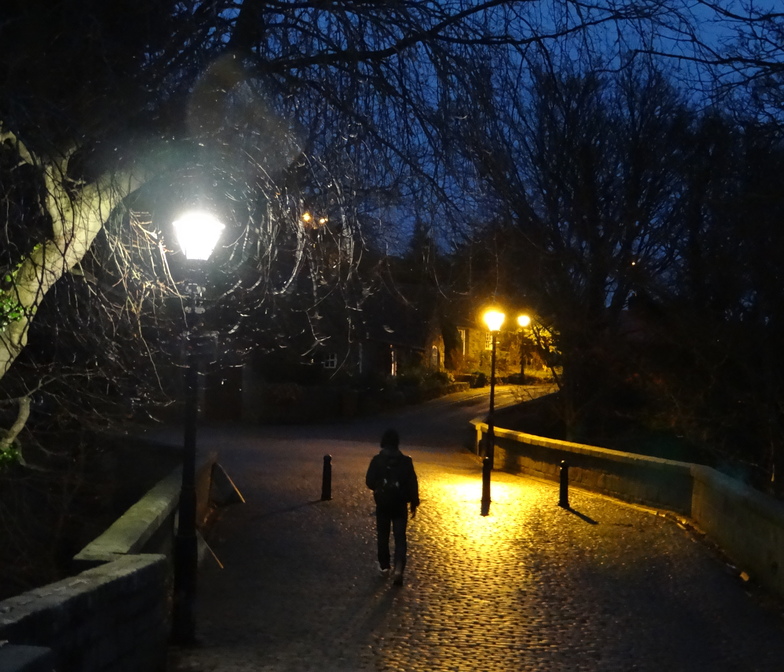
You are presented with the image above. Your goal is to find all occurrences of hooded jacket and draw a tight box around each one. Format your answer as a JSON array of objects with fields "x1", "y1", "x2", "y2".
[{"x1": 365, "y1": 446, "x2": 420, "y2": 513}]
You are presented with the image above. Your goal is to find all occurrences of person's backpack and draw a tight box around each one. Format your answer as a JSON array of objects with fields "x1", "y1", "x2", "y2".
[{"x1": 374, "y1": 460, "x2": 406, "y2": 509}]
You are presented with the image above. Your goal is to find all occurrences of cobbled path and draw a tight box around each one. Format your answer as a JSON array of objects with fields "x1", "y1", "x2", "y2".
[{"x1": 168, "y1": 399, "x2": 784, "y2": 672}]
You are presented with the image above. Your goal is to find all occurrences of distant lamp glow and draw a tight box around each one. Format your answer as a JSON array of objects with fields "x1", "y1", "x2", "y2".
[
  {"x1": 173, "y1": 212, "x2": 224, "y2": 261},
  {"x1": 517, "y1": 314, "x2": 531, "y2": 328},
  {"x1": 301, "y1": 211, "x2": 328, "y2": 229},
  {"x1": 483, "y1": 309, "x2": 505, "y2": 332}
]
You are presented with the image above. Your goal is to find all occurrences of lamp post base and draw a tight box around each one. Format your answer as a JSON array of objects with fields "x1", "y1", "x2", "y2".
[
  {"x1": 171, "y1": 529, "x2": 199, "y2": 645},
  {"x1": 172, "y1": 352, "x2": 199, "y2": 646}
]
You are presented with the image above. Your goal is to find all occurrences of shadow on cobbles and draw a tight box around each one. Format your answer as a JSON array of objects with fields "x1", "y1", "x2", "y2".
[{"x1": 563, "y1": 506, "x2": 599, "y2": 525}]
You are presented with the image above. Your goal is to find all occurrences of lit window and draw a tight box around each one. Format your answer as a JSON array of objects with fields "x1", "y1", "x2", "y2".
[
  {"x1": 323, "y1": 353, "x2": 338, "y2": 369},
  {"x1": 458, "y1": 328, "x2": 466, "y2": 355},
  {"x1": 390, "y1": 346, "x2": 397, "y2": 376}
]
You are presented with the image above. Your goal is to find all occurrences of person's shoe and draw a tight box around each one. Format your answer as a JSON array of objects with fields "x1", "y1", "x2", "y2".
[
  {"x1": 392, "y1": 569, "x2": 404, "y2": 586},
  {"x1": 377, "y1": 563, "x2": 390, "y2": 578}
]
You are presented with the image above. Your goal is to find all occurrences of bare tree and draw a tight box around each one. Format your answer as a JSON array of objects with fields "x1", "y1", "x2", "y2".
[
  {"x1": 629, "y1": 0, "x2": 784, "y2": 118},
  {"x1": 1, "y1": 1, "x2": 674, "y2": 436},
  {"x1": 640, "y1": 114, "x2": 784, "y2": 492},
  {"x1": 438, "y1": 49, "x2": 691, "y2": 436}
]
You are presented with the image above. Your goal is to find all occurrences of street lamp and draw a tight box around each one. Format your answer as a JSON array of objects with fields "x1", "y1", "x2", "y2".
[
  {"x1": 301, "y1": 211, "x2": 328, "y2": 229},
  {"x1": 481, "y1": 308, "x2": 505, "y2": 515},
  {"x1": 171, "y1": 211, "x2": 224, "y2": 645}
]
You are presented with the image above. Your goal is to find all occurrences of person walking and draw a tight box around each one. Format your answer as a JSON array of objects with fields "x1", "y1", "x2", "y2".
[{"x1": 365, "y1": 428, "x2": 419, "y2": 585}]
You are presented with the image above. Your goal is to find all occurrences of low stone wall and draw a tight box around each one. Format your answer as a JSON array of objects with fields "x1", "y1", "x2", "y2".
[
  {"x1": 473, "y1": 420, "x2": 784, "y2": 600},
  {"x1": 0, "y1": 555, "x2": 168, "y2": 672},
  {"x1": 473, "y1": 422, "x2": 694, "y2": 513},
  {"x1": 0, "y1": 452, "x2": 221, "y2": 672},
  {"x1": 691, "y1": 465, "x2": 784, "y2": 599}
]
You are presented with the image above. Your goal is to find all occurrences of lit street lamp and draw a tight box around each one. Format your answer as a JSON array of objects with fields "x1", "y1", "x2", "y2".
[
  {"x1": 171, "y1": 211, "x2": 224, "y2": 645},
  {"x1": 481, "y1": 308, "x2": 505, "y2": 515},
  {"x1": 301, "y1": 211, "x2": 328, "y2": 229}
]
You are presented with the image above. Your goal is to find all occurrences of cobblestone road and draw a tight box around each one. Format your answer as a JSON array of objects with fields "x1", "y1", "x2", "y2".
[{"x1": 168, "y1": 393, "x2": 784, "y2": 672}]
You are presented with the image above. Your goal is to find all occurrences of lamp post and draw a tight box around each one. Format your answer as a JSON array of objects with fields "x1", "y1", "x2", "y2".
[
  {"x1": 517, "y1": 314, "x2": 531, "y2": 381},
  {"x1": 481, "y1": 308, "x2": 505, "y2": 515},
  {"x1": 170, "y1": 211, "x2": 224, "y2": 645}
]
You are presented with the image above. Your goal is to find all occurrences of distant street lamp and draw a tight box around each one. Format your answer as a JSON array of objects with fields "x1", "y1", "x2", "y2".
[
  {"x1": 301, "y1": 211, "x2": 328, "y2": 229},
  {"x1": 171, "y1": 211, "x2": 224, "y2": 645},
  {"x1": 481, "y1": 308, "x2": 505, "y2": 515}
]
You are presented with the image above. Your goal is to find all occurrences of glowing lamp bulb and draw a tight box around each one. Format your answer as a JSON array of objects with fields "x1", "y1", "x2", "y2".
[
  {"x1": 483, "y1": 309, "x2": 505, "y2": 332},
  {"x1": 173, "y1": 212, "x2": 225, "y2": 261}
]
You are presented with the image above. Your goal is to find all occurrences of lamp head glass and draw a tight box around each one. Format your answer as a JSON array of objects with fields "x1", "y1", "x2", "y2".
[
  {"x1": 173, "y1": 212, "x2": 225, "y2": 261},
  {"x1": 483, "y1": 309, "x2": 505, "y2": 332}
]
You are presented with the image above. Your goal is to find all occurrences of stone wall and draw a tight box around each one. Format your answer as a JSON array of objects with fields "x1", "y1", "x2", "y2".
[
  {"x1": 0, "y1": 453, "x2": 223, "y2": 672},
  {"x1": 473, "y1": 422, "x2": 694, "y2": 513},
  {"x1": 473, "y1": 419, "x2": 784, "y2": 601},
  {"x1": 691, "y1": 465, "x2": 784, "y2": 599},
  {"x1": 0, "y1": 555, "x2": 168, "y2": 672}
]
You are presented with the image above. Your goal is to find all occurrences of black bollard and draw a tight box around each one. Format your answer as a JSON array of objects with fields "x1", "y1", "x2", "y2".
[
  {"x1": 481, "y1": 456, "x2": 491, "y2": 516},
  {"x1": 558, "y1": 460, "x2": 569, "y2": 508},
  {"x1": 321, "y1": 454, "x2": 332, "y2": 501}
]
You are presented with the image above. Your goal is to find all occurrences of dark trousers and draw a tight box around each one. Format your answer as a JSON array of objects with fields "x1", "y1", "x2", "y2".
[{"x1": 376, "y1": 512, "x2": 408, "y2": 572}]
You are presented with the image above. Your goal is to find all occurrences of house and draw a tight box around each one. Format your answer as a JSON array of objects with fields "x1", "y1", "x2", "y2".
[{"x1": 443, "y1": 296, "x2": 552, "y2": 382}]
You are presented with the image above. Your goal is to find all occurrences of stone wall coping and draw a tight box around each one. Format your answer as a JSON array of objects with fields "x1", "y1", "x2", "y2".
[
  {"x1": 73, "y1": 449, "x2": 218, "y2": 566},
  {"x1": 73, "y1": 470, "x2": 181, "y2": 564},
  {"x1": 691, "y1": 464, "x2": 784, "y2": 524},
  {"x1": 472, "y1": 418, "x2": 694, "y2": 472}
]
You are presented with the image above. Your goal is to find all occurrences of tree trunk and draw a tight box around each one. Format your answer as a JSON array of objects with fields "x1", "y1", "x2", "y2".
[{"x1": 0, "y1": 168, "x2": 131, "y2": 381}]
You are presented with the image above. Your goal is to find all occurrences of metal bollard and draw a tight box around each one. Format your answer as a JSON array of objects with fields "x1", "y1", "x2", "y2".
[
  {"x1": 558, "y1": 460, "x2": 569, "y2": 508},
  {"x1": 481, "y1": 456, "x2": 491, "y2": 516},
  {"x1": 321, "y1": 454, "x2": 332, "y2": 501}
]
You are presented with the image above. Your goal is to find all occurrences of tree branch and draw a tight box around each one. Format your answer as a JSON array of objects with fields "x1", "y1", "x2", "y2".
[{"x1": 0, "y1": 395, "x2": 30, "y2": 454}]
